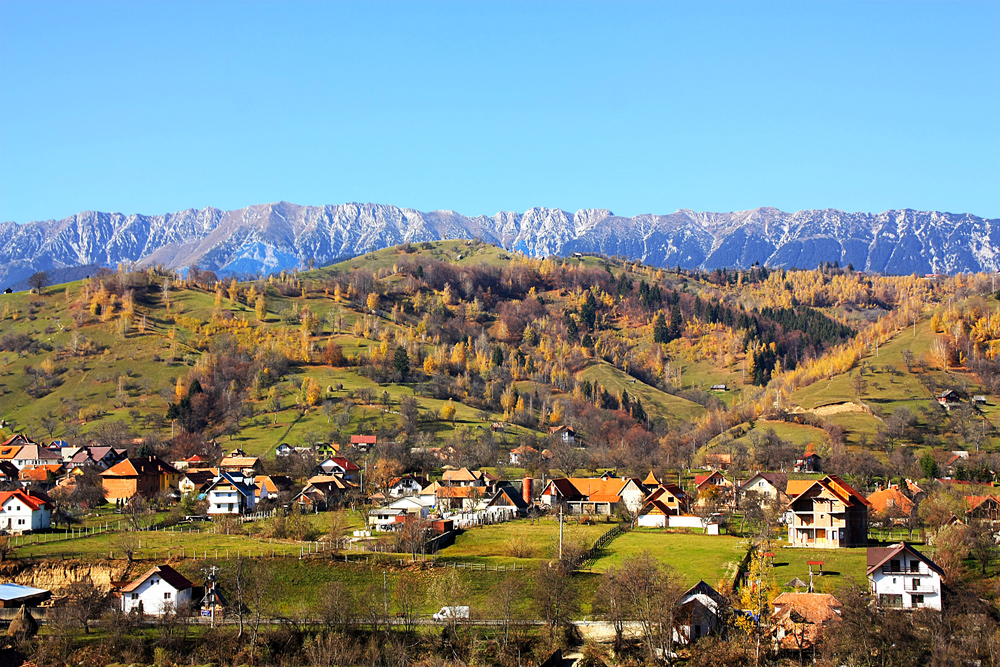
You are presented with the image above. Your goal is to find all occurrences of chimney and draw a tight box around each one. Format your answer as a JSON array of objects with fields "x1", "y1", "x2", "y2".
[{"x1": 522, "y1": 477, "x2": 532, "y2": 506}]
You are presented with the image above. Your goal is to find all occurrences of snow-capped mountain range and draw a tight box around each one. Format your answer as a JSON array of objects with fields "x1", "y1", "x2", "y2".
[{"x1": 1, "y1": 202, "x2": 997, "y2": 288}]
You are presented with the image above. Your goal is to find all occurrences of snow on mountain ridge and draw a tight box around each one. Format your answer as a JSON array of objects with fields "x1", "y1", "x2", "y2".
[{"x1": 1, "y1": 203, "x2": 998, "y2": 289}]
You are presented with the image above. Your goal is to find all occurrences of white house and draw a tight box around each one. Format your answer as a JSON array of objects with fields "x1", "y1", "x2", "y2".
[
  {"x1": 388, "y1": 475, "x2": 426, "y2": 498},
  {"x1": 868, "y1": 542, "x2": 945, "y2": 611},
  {"x1": 368, "y1": 496, "x2": 431, "y2": 531},
  {"x1": 0, "y1": 490, "x2": 52, "y2": 533},
  {"x1": 121, "y1": 564, "x2": 193, "y2": 615},
  {"x1": 204, "y1": 472, "x2": 257, "y2": 515}
]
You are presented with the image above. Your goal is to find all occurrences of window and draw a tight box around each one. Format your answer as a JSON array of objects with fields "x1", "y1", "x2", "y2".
[
  {"x1": 164, "y1": 592, "x2": 171, "y2": 600},
  {"x1": 879, "y1": 594, "x2": 903, "y2": 608},
  {"x1": 909, "y1": 560, "x2": 921, "y2": 573},
  {"x1": 889, "y1": 559, "x2": 901, "y2": 573},
  {"x1": 911, "y1": 578, "x2": 920, "y2": 591},
  {"x1": 131, "y1": 593, "x2": 138, "y2": 600},
  {"x1": 911, "y1": 595, "x2": 924, "y2": 607}
]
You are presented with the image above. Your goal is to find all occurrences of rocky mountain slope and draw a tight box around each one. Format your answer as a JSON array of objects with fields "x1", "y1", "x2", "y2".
[{"x1": 1, "y1": 202, "x2": 996, "y2": 288}]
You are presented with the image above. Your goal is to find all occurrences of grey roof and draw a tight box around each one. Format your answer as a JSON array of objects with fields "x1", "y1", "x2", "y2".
[{"x1": 0, "y1": 583, "x2": 50, "y2": 601}]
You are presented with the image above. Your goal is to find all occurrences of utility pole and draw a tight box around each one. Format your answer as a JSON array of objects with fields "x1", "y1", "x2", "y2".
[
  {"x1": 383, "y1": 571, "x2": 388, "y2": 625},
  {"x1": 558, "y1": 506, "x2": 564, "y2": 561}
]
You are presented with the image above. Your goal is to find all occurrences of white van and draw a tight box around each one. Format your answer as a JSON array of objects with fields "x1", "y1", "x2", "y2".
[{"x1": 433, "y1": 606, "x2": 470, "y2": 622}]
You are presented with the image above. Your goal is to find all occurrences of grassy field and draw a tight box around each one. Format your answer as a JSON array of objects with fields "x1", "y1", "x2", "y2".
[
  {"x1": 436, "y1": 517, "x2": 614, "y2": 564},
  {"x1": 578, "y1": 362, "x2": 707, "y2": 424},
  {"x1": 588, "y1": 529, "x2": 748, "y2": 590}
]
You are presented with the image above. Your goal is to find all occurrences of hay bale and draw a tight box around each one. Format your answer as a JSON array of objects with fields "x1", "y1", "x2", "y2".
[{"x1": 8, "y1": 604, "x2": 38, "y2": 640}]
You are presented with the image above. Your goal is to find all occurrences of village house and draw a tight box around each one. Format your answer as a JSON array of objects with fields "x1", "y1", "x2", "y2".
[
  {"x1": 508, "y1": 445, "x2": 538, "y2": 466},
  {"x1": 387, "y1": 475, "x2": 427, "y2": 498},
  {"x1": 218, "y1": 453, "x2": 263, "y2": 478},
  {"x1": 540, "y1": 477, "x2": 647, "y2": 515},
  {"x1": 295, "y1": 474, "x2": 357, "y2": 511},
  {"x1": 9, "y1": 443, "x2": 62, "y2": 470},
  {"x1": 121, "y1": 564, "x2": 194, "y2": 615},
  {"x1": 868, "y1": 542, "x2": 945, "y2": 610},
  {"x1": 867, "y1": 484, "x2": 917, "y2": 523},
  {"x1": 255, "y1": 475, "x2": 294, "y2": 504},
  {"x1": 794, "y1": 444, "x2": 823, "y2": 473},
  {"x1": 19, "y1": 464, "x2": 62, "y2": 492},
  {"x1": 695, "y1": 471, "x2": 734, "y2": 506},
  {"x1": 772, "y1": 592, "x2": 842, "y2": 652},
  {"x1": 937, "y1": 389, "x2": 962, "y2": 409},
  {"x1": 178, "y1": 469, "x2": 217, "y2": 496},
  {"x1": 739, "y1": 472, "x2": 789, "y2": 507},
  {"x1": 205, "y1": 472, "x2": 257, "y2": 515},
  {"x1": 704, "y1": 453, "x2": 732, "y2": 469},
  {"x1": 548, "y1": 425, "x2": 576, "y2": 444},
  {"x1": 786, "y1": 475, "x2": 870, "y2": 548},
  {"x1": 315, "y1": 456, "x2": 361, "y2": 481},
  {"x1": 436, "y1": 485, "x2": 488, "y2": 511},
  {"x1": 368, "y1": 495, "x2": 432, "y2": 531},
  {"x1": 674, "y1": 581, "x2": 726, "y2": 644},
  {"x1": 635, "y1": 483, "x2": 694, "y2": 527},
  {"x1": 350, "y1": 435, "x2": 376, "y2": 452},
  {"x1": 965, "y1": 495, "x2": 1000, "y2": 522},
  {"x1": 0, "y1": 489, "x2": 53, "y2": 533},
  {"x1": 441, "y1": 467, "x2": 496, "y2": 487},
  {"x1": 100, "y1": 457, "x2": 181, "y2": 502}
]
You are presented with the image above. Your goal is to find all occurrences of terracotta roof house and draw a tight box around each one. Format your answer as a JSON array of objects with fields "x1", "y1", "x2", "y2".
[
  {"x1": 18, "y1": 464, "x2": 62, "y2": 491},
  {"x1": 509, "y1": 445, "x2": 539, "y2": 465},
  {"x1": 255, "y1": 475, "x2": 294, "y2": 503},
  {"x1": 787, "y1": 475, "x2": 870, "y2": 548},
  {"x1": 867, "y1": 484, "x2": 916, "y2": 519},
  {"x1": 772, "y1": 593, "x2": 842, "y2": 651},
  {"x1": 436, "y1": 485, "x2": 488, "y2": 511},
  {"x1": 868, "y1": 542, "x2": 945, "y2": 610},
  {"x1": 100, "y1": 457, "x2": 181, "y2": 501},
  {"x1": 0, "y1": 444, "x2": 22, "y2": 463},
  {"x1": 965, "y1": 495, "x2": 1000, "y2": 521},
  {"x1": 121, "y1": 565, "x2": 193, "y2": 615},
  {"x1": 350, "y1": 435, "x2": 377, "y2": 450},
  {"x1": 704, "y1": 453, "x2": 732, "y2": 469},
  {"x1": 540, "y1": 477, "x2": 647, "y2": 515}
]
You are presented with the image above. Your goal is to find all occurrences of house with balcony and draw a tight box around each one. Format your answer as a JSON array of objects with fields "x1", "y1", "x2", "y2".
[
  {"x1": 868, "y1": 542, "x2": 944, "y2": 610},
  {"x1": 786, "y1": 475, "x2": 870, "y2": 548},
  {"x1": 205, "y1": 472, "x2": 257, "y2": 515}
]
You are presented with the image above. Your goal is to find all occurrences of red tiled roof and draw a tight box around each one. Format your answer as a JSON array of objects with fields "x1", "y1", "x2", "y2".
[
  {"x1": 351, "y1": 435, "x2": 377, "y2": 444},
  {"x1": 0, "y1": 489, "x2": 53, "y2": 511}
]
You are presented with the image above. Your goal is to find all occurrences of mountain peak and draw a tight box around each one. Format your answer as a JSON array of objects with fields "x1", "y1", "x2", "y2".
[{"x1": 0, "y1": 202, "x2": 996, "y2": 289}]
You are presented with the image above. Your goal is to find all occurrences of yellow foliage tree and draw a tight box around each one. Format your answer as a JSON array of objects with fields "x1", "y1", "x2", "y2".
[{"x1": 440, "y1": 399, "x2": 457, "y2": 423}]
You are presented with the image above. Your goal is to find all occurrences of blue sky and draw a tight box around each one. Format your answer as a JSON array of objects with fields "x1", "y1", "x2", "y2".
[{"x1": 1, "y1": 1, "x2": 997, "y2": 223}]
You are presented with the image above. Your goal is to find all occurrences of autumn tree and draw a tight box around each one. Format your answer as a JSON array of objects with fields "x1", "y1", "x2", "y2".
[{"x1": 440, "y1": 398, "x2": 457, "y2": 423}]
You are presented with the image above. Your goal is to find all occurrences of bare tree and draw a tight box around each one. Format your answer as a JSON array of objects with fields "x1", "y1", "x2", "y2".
[
  {"x1": 534, "y1": 562, "x2": 577, "y2": 639},
  {"x1": 616, "y1": 551, "x2": 684, "y2": 662},
  {"x1": 27, "y1": 271, "x2": 50, "y2": 294},
  {"x1": 115, "y1": 530, "x2": 139, "y2": 562},
  {"x1": 492, "y1": 576, "x2": 526, "y2": 651},
  {"x1": 122, "y1": 496, "x2": 152, "y2": 531},
  {"x1": 394, "y1": 572, "x2": 422, "y2": 633}
]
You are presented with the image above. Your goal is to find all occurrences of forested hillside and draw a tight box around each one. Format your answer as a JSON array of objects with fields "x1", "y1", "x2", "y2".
[{"x1": 1, "y1": 240, "x2": 997, "y2": 480}]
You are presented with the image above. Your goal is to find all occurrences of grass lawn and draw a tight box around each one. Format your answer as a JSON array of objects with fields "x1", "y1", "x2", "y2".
[
  {"x1": 588, "y1": 529, "x2": 748, "y2": 590},
  {"x1": 436, "y1": 517, "x2": 614, "y2": 563},
  {"x1": 769, "y1": 543, "x2": 869, "y2": 592}
]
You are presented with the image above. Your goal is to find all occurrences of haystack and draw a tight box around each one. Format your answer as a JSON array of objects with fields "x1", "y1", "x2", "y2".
[{"x1": 8, "y1": 604, "x2": 38, "y2": 641}]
